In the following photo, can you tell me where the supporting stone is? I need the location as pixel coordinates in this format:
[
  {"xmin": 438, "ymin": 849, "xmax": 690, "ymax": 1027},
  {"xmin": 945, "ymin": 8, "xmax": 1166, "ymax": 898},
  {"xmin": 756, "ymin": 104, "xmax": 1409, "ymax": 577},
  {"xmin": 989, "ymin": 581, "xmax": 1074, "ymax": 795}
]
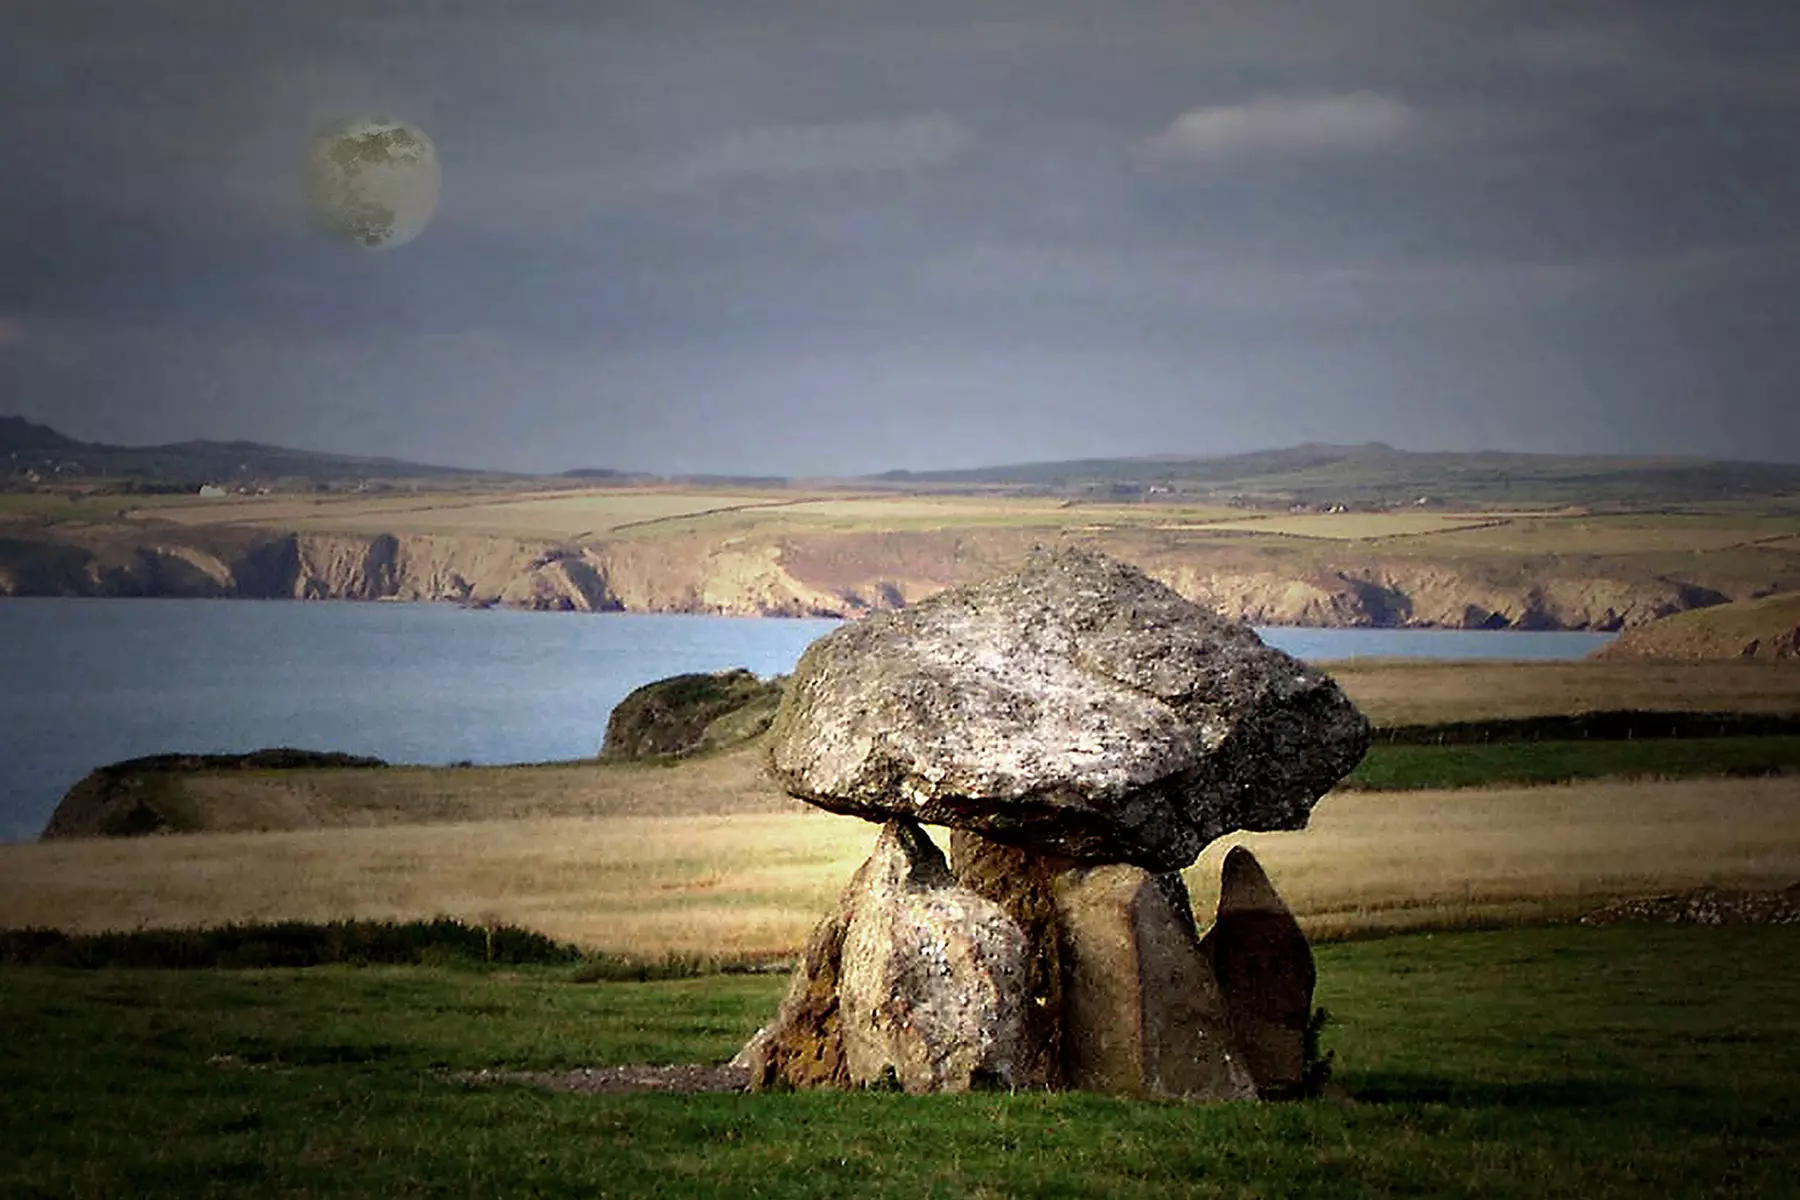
[
  {"xmin": 1053, "ymin": 864, "xmax": 1256, "ymax": 1101},
  {"xmin": 745, "ymin": 820, "xmax": 1032, "ymax": 1094},
  {"xmin": 742, "ymin": 897, "xmax": 853, "ymax": 1091},
  {"xmin": 838, "ymin": 820, "xmax": 1031, "ymax": 1093},
  {"xmin": 948, "ymin": 829, "xmax": 1071, "ymax": 1089},
  {"xmin": 1199, "ymin": 846, "xmax": 1317, "ymax": 1099}
]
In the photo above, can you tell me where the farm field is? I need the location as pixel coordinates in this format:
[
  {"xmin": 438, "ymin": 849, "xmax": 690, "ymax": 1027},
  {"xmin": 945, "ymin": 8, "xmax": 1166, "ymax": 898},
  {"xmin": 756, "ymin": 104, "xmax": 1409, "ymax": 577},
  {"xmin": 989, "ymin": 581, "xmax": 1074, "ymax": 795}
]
[
  {"xmin": 1158, "ymin": 511, "xmax": 1520, "ymax": 539},
  {"xmin": 1325, "ymin": 658, "xmax": 1800, "ymax": 725},
  {"xmin": 6, "ymin": 776, "xmax": 1796, "ymax": 957},
  {"xmin": 121, "ymin": 484, "xmax": 1800, "ymax": 554},
  {"xmin": 3, "ymin": 925, "xmax": 1796, "ymax": 1197}
]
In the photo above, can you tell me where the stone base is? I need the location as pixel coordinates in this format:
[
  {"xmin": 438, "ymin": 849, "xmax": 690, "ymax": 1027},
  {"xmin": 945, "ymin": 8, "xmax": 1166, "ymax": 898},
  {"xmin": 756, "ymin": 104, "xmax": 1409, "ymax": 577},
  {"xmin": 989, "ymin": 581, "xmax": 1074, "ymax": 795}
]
[{"xmin": 747, "ymin": 827, "xmax": 1315, "ymax": 1104}]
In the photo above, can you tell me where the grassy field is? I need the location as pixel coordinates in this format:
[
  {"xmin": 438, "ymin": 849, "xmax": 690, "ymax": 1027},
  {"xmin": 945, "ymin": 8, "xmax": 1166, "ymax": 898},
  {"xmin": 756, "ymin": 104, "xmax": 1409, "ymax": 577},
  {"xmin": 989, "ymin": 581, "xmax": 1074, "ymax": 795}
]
[
  {"xmin": 120, "ymin": 485, "xmax": 1800, "ymax": 552},
  {"xmin": 2, "ymin": 925, "xmax": 1796, "ymax": 1197},
  {"xmin": 1161, "ymin": 511, "xmax": 1519, "ymax": 539},
  {"xmin": 7, "ymin": 776, "xmax": 1797, "ymax": 956},
  {"xmin": 1596, "ymin": 590, "xmax": 1800, "ymax": 660},
  {"xmin": 1345, "ymin": 735, "xmax": 1800, "ymax": 790},
  {"xmin": 1324, "ymin": 659, "xmax": 1800, "ymax": 725}
]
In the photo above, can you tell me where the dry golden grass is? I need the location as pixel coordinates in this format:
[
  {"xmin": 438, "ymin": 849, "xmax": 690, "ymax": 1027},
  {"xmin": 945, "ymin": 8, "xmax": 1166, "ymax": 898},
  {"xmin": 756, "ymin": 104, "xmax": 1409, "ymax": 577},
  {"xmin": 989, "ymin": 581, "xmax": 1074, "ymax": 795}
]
[
  {"xmin": 1595, "ymin": 591, "xmax": 1800, "ymax": 661},
  {"xmin": 1186, "ymin": 777, "xmax": 1800, "ymax": 940},
  {"xmin": 152, "ymin": 750, "xmax": 796, "ymax": 834},
  {"xmin": 0, "ymin": 810, "xmax": 862, "ymax": 958},
  {"xmin": 4, "ymin": 778, "xmax": 1796, "ymax": 957},
  {"xmin": 1328, "ymin": 659, "xmax": 1800, "ymax": 726}
]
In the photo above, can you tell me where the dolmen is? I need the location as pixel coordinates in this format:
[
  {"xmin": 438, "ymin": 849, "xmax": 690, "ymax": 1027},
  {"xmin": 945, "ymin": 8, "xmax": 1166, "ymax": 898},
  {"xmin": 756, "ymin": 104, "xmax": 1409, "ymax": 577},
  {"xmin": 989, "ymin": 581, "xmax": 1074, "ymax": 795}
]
[{"xmin": 739, "ymin": 547, "xmax": 1369, "ymax": 1100}]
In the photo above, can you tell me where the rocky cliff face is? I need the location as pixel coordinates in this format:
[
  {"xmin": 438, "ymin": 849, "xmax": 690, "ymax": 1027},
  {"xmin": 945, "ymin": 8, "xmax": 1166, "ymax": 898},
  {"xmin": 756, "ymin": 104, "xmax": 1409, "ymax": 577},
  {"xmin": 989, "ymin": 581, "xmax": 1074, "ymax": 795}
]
[{"xmin": 0, "ymin": 520, "xmax": 1769, "ymax": 630}]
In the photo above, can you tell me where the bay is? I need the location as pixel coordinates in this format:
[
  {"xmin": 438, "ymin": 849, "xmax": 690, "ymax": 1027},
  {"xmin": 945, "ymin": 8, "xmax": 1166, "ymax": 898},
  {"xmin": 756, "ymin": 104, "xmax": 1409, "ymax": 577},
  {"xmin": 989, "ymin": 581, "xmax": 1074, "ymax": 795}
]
[{"xmin": 0, "ymin": 599, "xmax": 1613, "ymax": 841}]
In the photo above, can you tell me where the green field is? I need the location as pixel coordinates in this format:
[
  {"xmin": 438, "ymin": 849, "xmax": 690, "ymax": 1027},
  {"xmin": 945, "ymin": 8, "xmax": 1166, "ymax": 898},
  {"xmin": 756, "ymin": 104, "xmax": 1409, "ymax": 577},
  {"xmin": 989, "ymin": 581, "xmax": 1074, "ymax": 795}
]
[
  {"xmin": 1346, "ymin": 734, "xmax": 1800, "ymax": 790},
  {"xmin": 2, "ymin": 925, "xmax": 1794, "ymax": 1197}
]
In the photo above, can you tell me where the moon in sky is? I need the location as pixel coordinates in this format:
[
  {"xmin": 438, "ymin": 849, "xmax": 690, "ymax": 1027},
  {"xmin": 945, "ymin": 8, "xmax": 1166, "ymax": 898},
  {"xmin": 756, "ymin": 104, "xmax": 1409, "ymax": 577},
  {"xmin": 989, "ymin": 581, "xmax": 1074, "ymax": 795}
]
[{"xmin": 301, "ymin": 116, "xmax": 441, "ymax": 250}]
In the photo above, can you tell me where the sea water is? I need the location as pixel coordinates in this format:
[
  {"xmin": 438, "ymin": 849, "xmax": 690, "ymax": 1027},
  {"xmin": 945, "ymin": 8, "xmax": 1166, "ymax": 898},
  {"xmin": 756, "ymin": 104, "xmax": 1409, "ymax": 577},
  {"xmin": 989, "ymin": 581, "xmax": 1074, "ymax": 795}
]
[{"xmin": 0, "ymin": 599, "xmax": 1612, "ymax": 840}]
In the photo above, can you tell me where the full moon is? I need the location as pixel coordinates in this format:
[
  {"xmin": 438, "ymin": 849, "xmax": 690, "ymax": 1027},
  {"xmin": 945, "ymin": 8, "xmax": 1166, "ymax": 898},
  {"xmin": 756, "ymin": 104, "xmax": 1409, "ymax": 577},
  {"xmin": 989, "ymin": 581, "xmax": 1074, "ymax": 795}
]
[{"xmin": 301, "ymin": 116, "xmax": 441, "ymax": 250}]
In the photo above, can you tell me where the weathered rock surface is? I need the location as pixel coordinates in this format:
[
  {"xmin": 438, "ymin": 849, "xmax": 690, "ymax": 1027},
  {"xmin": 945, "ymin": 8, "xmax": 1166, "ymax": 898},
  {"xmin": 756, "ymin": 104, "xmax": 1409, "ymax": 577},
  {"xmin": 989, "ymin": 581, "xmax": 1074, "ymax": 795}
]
[
  {"xmin": 747, "ymin": 820, "xmax": 1031, "ymax": 1094},
  {"xmin": 1199, "ymin": 847, "xmax": 1316, "ymax": 1099},
  {"xmin": 1053, "ymin": 863, "xmax": 1256, "ymax": 1101},
  {"xmin": 947, "ymin": 830, "xmax": 1069, "ymax": 1089},
  {"xmin": 768, "ymin": 547, "xmax": 1371, "ymax": 871},
  {"xmin": 742, "ymin": 902, "xmax": 853, "ymax": 1091},
  {"xmin": 838, "ymin": 821, "xmax": 1031, "ymax": 1092}
]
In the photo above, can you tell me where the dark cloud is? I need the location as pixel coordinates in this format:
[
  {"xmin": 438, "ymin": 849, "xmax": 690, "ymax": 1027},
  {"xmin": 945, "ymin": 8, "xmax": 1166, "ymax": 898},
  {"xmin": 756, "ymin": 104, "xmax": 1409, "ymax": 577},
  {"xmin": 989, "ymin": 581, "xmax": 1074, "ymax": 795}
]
[{"xmin": 3, "ymin": 0, "xmax": 1799, "ymax": 472}]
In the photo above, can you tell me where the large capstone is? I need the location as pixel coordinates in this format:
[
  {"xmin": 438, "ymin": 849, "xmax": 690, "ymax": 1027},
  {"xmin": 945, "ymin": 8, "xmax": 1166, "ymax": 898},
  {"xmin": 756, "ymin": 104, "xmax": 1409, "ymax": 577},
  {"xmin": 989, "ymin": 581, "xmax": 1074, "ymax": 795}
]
[{"xmin": 767, "ymin": 547, "xmax": 1370, "ymax": 871}]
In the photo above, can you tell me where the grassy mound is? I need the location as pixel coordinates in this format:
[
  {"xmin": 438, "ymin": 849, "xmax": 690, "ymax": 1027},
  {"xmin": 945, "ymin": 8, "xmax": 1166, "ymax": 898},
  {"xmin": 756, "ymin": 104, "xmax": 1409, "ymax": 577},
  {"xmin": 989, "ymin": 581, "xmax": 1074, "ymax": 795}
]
[
  {"xmin": 40, "ymin": 749, "xmax": 388, "ymax": 839},
  {"xmin": 600, "ymin": 668, "xmax": 785, "ymax": 760},
  {"xmin": 1594, "ymin": 590, "xmax": 1800, "ymax": 660}
]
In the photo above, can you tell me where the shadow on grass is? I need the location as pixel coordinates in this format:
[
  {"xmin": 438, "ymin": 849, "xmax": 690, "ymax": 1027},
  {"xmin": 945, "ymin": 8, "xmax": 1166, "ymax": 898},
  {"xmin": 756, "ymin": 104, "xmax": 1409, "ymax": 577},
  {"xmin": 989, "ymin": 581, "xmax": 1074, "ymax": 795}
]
[{"xmin": 1347, "ymin": 1073, "xmax": 1642, "ymax": 1110}]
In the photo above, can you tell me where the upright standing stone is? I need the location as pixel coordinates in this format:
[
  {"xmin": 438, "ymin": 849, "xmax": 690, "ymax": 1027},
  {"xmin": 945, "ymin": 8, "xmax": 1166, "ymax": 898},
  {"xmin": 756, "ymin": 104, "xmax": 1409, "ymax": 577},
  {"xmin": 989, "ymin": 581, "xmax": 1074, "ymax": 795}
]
[
  {"xmin": 1199, "ymin": 846, "xmax": 1317, "ymax": 1099},
  {"xmin": 838, "ymin": 820, "xmax": 1031, "ymax": 1093},
  {"xmin": 747, "ymin": 820, "xmax": 1033, "ymax": 1094},
  {"xmin": 742, "ymin": 889, "xmax": 856, "ymax": 1091},
  {"xmin": 1054, "ymin": 864, "xmax": 1256, "ymax": 1101},
  {"xmin": 948, "ymin": 830, "xmax": 1070, "ymax": 1089}
]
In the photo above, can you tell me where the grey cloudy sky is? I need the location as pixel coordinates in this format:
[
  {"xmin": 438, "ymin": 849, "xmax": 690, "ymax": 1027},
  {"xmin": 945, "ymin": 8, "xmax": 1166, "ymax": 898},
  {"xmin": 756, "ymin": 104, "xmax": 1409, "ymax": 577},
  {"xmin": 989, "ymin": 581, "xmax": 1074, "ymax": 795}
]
[{"xmin": 4, "ymin": 0, "xmax": 1799, "ymax": 474}]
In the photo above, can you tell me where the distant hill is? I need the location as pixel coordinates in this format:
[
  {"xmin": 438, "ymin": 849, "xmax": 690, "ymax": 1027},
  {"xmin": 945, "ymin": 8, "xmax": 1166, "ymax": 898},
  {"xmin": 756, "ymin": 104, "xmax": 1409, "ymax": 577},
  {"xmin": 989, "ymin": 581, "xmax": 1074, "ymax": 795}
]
[
  {"xmin": 871, "ymin": 443, "xmax": 1800, "ymax": 509},
  {"xmin": 10, "ymin": 414, "xmax": 1800, "ymax": 509},
  {"xmin": 1, "ymin": 416, "xmax": 489, "ymax": 488},
  {"xmin": 1594, "ymin": 592, "xmax": 1800, "ymax": 661}
]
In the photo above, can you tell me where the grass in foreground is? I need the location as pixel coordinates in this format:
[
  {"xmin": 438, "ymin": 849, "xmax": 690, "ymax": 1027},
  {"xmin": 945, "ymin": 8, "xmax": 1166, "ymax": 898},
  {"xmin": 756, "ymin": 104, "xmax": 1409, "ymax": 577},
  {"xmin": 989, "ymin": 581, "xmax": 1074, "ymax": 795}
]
[{"xmin": 1, "ymin": 925, "xmax": 1795, "ymax": 1197}]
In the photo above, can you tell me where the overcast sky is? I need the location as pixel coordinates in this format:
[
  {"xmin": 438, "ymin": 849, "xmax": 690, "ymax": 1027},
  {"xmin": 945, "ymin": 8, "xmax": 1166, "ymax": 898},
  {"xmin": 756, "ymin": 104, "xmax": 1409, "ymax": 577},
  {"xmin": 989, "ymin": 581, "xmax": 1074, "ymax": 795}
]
[{"xmin": 4, "ymin": 1, "xmax": 1800, "ymax": 475}]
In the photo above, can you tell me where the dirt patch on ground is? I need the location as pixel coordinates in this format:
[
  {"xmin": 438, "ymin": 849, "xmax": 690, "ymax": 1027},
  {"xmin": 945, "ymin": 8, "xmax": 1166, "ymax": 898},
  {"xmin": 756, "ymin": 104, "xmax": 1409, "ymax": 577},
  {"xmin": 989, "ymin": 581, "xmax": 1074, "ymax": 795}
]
[
  {"xmin": 456, "ymin": 1064, "xmax": 750, "ymax": 1094},
  {"xmin": 1580, "ymin": 885, "xmax": 1800, "ymax": 926}
]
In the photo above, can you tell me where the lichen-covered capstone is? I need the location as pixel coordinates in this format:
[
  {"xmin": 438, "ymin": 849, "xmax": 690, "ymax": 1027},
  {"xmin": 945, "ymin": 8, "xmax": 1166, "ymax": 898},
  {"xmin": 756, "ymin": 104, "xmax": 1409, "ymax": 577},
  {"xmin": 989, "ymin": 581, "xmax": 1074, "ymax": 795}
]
[{"xmin": 767, "ymin": 547, "xmax": 1370, "ymax": 871}]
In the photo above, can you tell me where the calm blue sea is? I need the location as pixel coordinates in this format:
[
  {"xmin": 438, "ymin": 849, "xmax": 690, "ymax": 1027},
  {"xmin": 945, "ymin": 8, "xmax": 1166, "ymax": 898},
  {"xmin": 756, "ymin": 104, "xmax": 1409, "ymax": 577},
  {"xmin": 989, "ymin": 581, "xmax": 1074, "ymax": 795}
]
[{"xmin": 0, "ymin": 599, "xmax": 1614, "ymax": 841}]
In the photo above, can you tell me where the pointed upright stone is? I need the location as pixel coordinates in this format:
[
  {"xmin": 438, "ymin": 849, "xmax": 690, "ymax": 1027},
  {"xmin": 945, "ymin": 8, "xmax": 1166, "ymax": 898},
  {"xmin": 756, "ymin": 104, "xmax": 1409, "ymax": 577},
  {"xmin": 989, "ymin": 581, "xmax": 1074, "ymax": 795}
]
[
  {"xmin": 837, "ymin": 820, "xmax": 1032, "ymax": 1093},
  {"xmin": 1199, "ymin": 846, "xmax": 1316, "ymax": 1099}
]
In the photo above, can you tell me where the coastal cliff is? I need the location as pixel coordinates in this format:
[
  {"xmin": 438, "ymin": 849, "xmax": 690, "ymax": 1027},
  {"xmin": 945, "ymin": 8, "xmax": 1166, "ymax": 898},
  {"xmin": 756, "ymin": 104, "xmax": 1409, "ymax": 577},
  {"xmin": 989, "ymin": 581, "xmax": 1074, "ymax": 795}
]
[{"xmin": 0, "ymin": 520, "xmax": 1773, "ymax": 630}]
